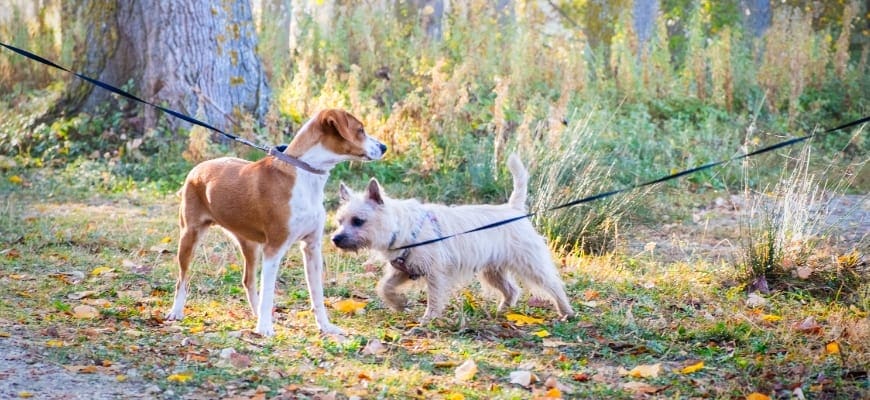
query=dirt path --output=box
[0,328,153,399]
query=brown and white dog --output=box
[166,109,386,336]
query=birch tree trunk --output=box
[53,0,270,135]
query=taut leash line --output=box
[392,116,868,251]
[0,41,326,175]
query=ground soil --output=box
[1,194,866,399]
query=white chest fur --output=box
[288,172,328,242]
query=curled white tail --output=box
[507,153,528,211]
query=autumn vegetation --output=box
[0,1,868,399]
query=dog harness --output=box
[389,211,441,280]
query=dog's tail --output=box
[507,153,528,211]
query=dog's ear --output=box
[321,109,360,142]
[338,182,352,203]
[366,177,384,206]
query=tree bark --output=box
[741,0,771,38]
[52,0,270,135]
[632,0,659,57]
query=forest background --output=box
[0,1,867,399]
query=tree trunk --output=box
[741,0,771,38]
[632,0,659,57]
[52,0,270,135]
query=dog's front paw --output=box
[319,323,345,335]
[255,321,276,337]
[165,310,184,321]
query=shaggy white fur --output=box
[331,154,575,323]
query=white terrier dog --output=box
[331,154,575,324]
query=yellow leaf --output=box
[18,391,33,398]
[46,339,65,348]
[160,236,172,243]
[543,387,562,398]
[627,363,662,379]
[90,267,115,276]
[761,314,782,322]
[8,175,23,184]
[444,393,465,400]
[506,313,544,326]
[0,331,10,338]
[188,325,204,334]
[167,371,194,383]
[72,305,100,319]
[746,393,771,400]
[116,375,127,382]
[454,359,478,382]
[533,329,551,338]
[825,341,840,354]
[332,299,367,314]
[228,263,242,272]
[680,361,704,374]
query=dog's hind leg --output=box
[167,221,207,320]
[233,236,262,317]
[515,248,576,318]
[377,265,413,312]
[480,268,520,312]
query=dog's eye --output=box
[350,217,365,227]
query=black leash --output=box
[392,116,868,251]
[0,41,326,175]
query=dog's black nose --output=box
[331,234,346,246]
[378,143,387,153]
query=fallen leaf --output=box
[454,359,477,382]
[2,248,21,259]
[0,331,10,338]
[45,339,65,348]
[229,352,251,369]
[116,290,144,300]
[64,365,98,374]
[67,290,99,300]
[506,313,544,326]
[17,391,33,398]
[621,381,664,394]
[72,305,100,319]
[583,289,600,300]
[116,375,127,382]
[361,339,387,355]
[434,360,460,368]
[542,338,571,348]
[160,236,173,243]
[680,361,704,374]
[167,371,194,383]
[533,329,550,338]
[444,393,465,400]
[90,267,115,277]
[761,314,782,322]
[796,267,812,279]
[332,299,367,314]
[746,293,767,308]
[82,298,112,308]
[571,372,591,382]
[825,341,840,354]
[541,387,561,398]
[626,363,662,379]
[746,393,771,400]
[509,370,537,388]
[793,316,822,335]
[8,175,23,184]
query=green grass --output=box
[1,165,866,399]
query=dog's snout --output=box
[378,142,387,154]
[331,233,346,246]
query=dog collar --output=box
[389,211,441,280]
[268,147,327,175]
